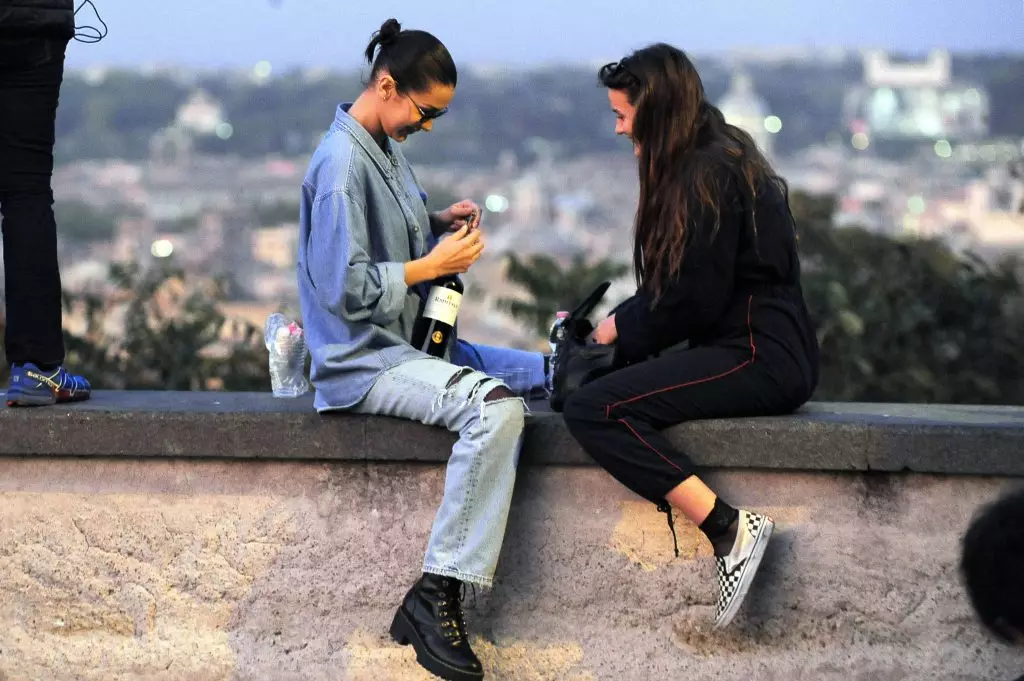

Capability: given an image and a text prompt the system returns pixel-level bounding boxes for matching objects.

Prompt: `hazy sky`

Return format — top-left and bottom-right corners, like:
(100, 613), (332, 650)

(66, 0), (1023, 70)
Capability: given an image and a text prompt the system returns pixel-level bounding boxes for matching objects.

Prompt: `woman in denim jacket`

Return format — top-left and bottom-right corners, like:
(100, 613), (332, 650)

(297, 18), (545, 681)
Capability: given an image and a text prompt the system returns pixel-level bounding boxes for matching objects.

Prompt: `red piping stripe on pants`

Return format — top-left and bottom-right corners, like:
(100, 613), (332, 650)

(605, 295), (757, 472)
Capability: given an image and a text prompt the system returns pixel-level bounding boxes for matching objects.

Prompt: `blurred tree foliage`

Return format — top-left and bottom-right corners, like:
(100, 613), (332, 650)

(0, 264), (270, 391)
(793, 192), (1024, 405)
(497, 253), (630, 337)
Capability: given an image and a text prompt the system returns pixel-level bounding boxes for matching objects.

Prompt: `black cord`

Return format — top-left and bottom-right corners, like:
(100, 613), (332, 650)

(656, 501), (680, 558)
(74, 0), (108, 44)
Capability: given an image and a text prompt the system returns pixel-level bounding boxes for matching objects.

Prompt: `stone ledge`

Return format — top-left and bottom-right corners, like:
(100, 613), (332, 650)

(0, 390), (1022, 475)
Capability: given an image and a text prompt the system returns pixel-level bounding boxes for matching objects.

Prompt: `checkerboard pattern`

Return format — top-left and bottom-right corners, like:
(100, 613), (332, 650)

(714, 509), (775, 628)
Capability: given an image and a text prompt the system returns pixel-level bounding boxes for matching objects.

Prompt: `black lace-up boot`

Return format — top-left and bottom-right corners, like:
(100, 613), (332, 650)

(389, 573), (484, 681)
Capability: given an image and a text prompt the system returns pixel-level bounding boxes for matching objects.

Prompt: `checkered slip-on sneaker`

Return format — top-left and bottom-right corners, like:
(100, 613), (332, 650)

(714, 509), (774, 629)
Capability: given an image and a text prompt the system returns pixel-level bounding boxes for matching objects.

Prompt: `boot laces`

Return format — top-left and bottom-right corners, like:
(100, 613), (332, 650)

(436, 580), (473, 646)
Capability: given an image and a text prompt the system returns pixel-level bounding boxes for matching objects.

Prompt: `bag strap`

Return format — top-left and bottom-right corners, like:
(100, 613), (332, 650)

(568, 281), (611, 321)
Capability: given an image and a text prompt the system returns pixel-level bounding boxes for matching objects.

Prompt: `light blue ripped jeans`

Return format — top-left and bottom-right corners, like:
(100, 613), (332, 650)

(352, 340), (546, 588)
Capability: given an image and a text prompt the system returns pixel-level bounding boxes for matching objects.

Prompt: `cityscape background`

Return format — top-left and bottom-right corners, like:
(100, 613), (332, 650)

(1, 2), (1022, 402)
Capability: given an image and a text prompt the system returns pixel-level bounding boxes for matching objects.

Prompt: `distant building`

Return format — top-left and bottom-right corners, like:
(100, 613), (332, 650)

(718, 72), (774, 158)
(175, 90), (227, 137)
(149, 126), (193, 167)
(221, 210), (257, 299)
(253, 226), (298, 270)
(844, 50), (989, 148)
(552, 192), (596, 235)
(149, 88), (230, 167)
(862, 49), (951, 88)
(112, 216), (155, 263)
(510, 173), (550, 226)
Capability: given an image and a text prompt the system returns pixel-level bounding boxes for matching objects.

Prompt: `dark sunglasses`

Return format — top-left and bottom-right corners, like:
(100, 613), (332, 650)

(406, 92), (448, 123)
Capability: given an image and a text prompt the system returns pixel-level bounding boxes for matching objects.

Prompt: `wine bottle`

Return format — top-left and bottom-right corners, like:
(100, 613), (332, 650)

(411, 276), (464, 357)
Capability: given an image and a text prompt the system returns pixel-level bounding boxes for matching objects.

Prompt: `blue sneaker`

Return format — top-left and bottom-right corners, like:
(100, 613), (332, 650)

(6, 363), (92, 407)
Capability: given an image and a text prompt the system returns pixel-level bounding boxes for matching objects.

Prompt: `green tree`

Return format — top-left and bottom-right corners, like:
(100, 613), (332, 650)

(498, 253), (629, 337)
(792, 191), (1024, 405)
(60, 263), (271, 391)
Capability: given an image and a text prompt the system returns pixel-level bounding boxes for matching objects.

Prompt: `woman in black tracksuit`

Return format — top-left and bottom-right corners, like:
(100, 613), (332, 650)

(562, 42), (819, 629)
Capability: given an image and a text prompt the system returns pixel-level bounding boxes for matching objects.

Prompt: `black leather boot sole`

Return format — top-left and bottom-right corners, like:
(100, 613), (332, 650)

(390, 607), (484, 681)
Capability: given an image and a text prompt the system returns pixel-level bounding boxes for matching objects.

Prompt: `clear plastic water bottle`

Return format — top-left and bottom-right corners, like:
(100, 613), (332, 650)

(264, 313), (310, 398)
(546, 311), (569, 392)
(549, 310), (570, 353)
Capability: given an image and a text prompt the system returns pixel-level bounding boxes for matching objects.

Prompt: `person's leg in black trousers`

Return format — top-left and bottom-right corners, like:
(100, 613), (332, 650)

(563, 340), (804, 628)
(0, 35), (90, 406)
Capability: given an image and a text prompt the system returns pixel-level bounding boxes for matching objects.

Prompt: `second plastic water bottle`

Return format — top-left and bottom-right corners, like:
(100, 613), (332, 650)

(546, 310), (569, 393)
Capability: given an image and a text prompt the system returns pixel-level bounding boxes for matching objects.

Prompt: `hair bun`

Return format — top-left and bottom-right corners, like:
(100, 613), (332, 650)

(378, 18), (402, 45)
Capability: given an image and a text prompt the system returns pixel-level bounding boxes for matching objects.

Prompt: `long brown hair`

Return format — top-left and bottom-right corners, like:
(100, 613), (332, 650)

(599, 43), (781, 302)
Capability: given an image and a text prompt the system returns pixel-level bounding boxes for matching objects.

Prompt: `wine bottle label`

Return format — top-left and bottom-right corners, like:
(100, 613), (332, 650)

(423, 286), (463, 327)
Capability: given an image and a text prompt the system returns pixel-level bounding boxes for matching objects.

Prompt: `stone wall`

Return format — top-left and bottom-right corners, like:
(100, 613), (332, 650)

(1, 456), (1021, 681)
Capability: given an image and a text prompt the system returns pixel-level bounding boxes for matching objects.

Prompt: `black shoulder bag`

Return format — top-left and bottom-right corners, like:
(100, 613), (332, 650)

(548, 281), (623, 412)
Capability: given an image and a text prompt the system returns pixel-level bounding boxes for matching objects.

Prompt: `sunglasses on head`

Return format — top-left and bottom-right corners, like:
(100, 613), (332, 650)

(600, 60), (640, 87)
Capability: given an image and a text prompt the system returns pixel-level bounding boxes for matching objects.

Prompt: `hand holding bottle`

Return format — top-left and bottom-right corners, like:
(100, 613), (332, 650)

(427, 225), (485, 276)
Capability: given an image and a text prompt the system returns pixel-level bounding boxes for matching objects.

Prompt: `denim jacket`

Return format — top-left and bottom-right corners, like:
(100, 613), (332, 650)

(298, 103), (445, 411)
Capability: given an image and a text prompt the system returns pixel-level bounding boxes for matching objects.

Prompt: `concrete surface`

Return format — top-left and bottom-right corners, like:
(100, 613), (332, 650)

(1, 391), (1023, 474)
(0, 457), (1022, 681)
(1, 392), (1023, 680)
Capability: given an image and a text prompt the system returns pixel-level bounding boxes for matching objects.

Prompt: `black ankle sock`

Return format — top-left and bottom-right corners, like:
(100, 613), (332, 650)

(700, 498), (740, 557)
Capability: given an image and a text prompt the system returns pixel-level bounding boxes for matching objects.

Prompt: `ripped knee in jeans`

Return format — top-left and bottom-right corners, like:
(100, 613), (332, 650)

(480, 382), (526, 431)
(445, 369), (514, 403)
(437, 369), (524, 426)
(484, 385), (515, 401)
(445, 367), (475, 390)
